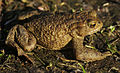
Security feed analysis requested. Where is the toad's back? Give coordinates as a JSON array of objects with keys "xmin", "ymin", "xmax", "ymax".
[{"xmin": 23, "ymin": 11, "xmax": 88, "ymax": 50}]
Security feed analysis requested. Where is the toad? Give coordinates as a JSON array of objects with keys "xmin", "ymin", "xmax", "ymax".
[{"xmin": 5, "ymin": 10, "xmax": 111, "ymax": 63}]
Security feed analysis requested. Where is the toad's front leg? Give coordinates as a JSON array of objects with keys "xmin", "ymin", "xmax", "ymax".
[
  {"xmin": 5, "ymin": 25, "xmax": 36, "ymax": 63},
  {"xmin": 72, "ymin": 38, "xmax": 112, "ymax": 62}
]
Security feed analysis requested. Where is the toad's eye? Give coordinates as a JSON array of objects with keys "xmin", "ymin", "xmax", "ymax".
[
  {"xmin": 87, "ymin": 19, "xmax": 96, "ymax": 28},
  {"xmin": 89, "ymin": 23, "xmax": 96, "ymax": 28}
]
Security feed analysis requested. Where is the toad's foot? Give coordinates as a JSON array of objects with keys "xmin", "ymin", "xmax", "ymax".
[
  {"xmin": 5, "ymin": 25, "xmax": 36, "ymax": 63},
  {"xmin": 72, "ymin": 38, "xmax": 112, "ymax": 62},
  {"xmin": 75, "ymin": 47, "xmax": 112, "ymax": 62},
  {"xmin": 17, "ymin": 47, "xmax": 35, "ymax": 64}
]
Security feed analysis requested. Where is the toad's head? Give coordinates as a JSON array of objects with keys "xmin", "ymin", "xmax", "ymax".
[{"xmin": 76, "ymin": 11, "xmax": 103, "ymax": 37}]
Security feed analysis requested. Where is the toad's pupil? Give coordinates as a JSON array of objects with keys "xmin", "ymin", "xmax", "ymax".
[
  {"xmin": 98, "ymin": 21, "xmax": 101, "ymax": 24},
  {"xmin": 93, "ymin": 24, "xmax": 96, "ymax": 26}
]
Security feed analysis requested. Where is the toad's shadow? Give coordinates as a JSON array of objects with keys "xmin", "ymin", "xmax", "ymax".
[{"xmin": 60, "ymin": 41, "xmax": 76, "ymax": 60}]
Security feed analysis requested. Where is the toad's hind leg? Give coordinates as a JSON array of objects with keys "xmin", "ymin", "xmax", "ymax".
[
  {"xmin": 5, "ymin": 25, "xmax": 36, "ymax": 63},
  {"xmin": 72, "ymin": 38, "xmax": 112, "ymax": 62}
]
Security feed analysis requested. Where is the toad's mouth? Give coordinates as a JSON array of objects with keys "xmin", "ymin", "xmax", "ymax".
[{"xmin": 88, "ymin": 27, "xmax": 102, "ymax": 35}]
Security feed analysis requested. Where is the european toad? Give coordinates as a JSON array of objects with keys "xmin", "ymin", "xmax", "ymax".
[{"xmin": 5, "ymin": 10, "xmax": 111, "ymax": 63}]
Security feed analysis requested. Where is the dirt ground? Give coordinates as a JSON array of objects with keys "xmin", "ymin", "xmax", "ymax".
[{"xmin": 0, "ymin": 0, "xmax": 120, "ymax": 73}]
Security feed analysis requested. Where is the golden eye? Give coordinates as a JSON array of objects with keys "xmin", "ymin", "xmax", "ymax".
[
  {"xmin": 89, "ymin": 23, "xmax": 96, "ymax": 28},
  {"xmin": 87, "ymin": 19, "xmax": 96, "ymax": 28}
]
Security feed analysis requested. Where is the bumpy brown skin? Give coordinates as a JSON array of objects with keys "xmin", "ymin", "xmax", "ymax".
[{"xmin": 6, "ymin": 10, "xmax": 111, "ymax": 63}]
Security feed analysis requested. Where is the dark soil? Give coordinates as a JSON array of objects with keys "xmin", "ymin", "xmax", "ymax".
[{"xmin": 0, "ymin": 0, "xmax": 120, "ymax": 73}]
